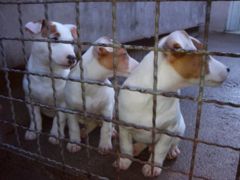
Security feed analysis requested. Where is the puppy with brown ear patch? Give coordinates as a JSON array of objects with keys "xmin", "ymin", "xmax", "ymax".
[
  {"xmin": 23, "ymin": 19, "xmax": 77, "ymax": 140},
  {"xmin": 114, "ymin": 30, "xmax": 229, "ymax": 177},
  {"xmin": 51, "ymin": 36, "xmax": 139, "ymax": 153}
]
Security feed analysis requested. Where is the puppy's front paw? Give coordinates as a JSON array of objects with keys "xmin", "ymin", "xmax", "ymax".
[
  {"xmin": 98, "ymin": 140, "xmax": 112, "ymax": 154},
  {"xmin": 142, "ymin": 164, "xmax": 162, "ymax": 177},
  {"xmin": 48, "ymin": 136, "xmax": 60, "ymax": 145},
  {"xmin": 167, "ymin": 146, "xmax": 180, "ymax": 160},
  {"xmin": 25, "ymin": 130, "xmax": 37, "ymax": 140},
  {"xmin": 113, "ymin": 158, "xmax": 132, "ymax": 170},
  {"xmin": 67, "ymin": 142, "xmax": 81, "ymax": 153}
]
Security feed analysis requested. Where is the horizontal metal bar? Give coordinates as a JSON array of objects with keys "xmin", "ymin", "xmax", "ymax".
[
  {"xmin": 1, "ymin": 67, "xmax": 240, "ymax": 109},
  {"xmin": 0, "ymin": 0, "xmax": 235, "ymax": 5},
  {"xmin": 1, "ymin": 36, "xmax": 240, "ymax": 58},
  {"xmin": 0, "ymin": 94, "xmax": 239, "ymax": 152}
]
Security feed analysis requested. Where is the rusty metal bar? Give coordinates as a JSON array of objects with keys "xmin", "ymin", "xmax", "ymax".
[
  {"xmin": 74, "ymin": 0, "xmax": 90, "ymax": 158},
  {"xmin": 151, "ymin": 0, "xmax": 160, "ymax": 174},
  {"xmin": 2, "ymin": 67, "xmax": 240, "ymax": 109},
  {"xmin": 111, "ymin": 0, "xmax": 121, "ymax": 179},
  {"xmin": 189, "ymin": 1, "xmax": 212, "ymax": 179},
  {"xmin": 0, "ymin": 0, "xmax": 233, "ymax": 5},
  {"xmin": 1, "ymin": 37, "xmax": 240, "ymax": 58},
  {"xmin": 43, "ymin": 2, "xmax": 66, "ymax": 168}
]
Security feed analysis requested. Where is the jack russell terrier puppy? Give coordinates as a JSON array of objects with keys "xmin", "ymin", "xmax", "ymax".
[
  {"xmin": 114, "ymin": 31, "xmax": 230, "ymax": 177},
  {"xmin": 23, "ymin": 20, "xmax": 77, "ymax": 140},
  {"xmin": 49, "ymin": 36, "xmax": 139, "ymax": 153}
]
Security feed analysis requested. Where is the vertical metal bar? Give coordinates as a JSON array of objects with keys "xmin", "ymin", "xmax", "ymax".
[
  {"xmin": 17, "ymin": 3, "xmax": 42, "ymax": 155},
  {"xmin": 111, "ymin": 0, "xmax": 120, "ymax": 179},
  {"xmin": 43, "ymin": 2, "xmax": 65, "ymax": 167},
  {"xmin": 151, "ymin": 0, "xmax": 160, "ymax": 174},
  {"xmin": 0, "ymin": 40, "xmax": 21, "ymax": 147},
  {"xmin": 236, "ymin": 154, "xmax": 240, "ymax": 180},
  {"xmin": 189, "ymin": 1, "xmax": 212, "ymax": 179},
  {"xmin": 75, "ymin": 1, "xmax": 89, "ymax": 158}
]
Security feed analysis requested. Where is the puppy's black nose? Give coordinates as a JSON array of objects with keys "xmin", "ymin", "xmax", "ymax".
[
  {"xmin": 67, "ymin": 55, "xmax": 76, "ymax": 65},
  {"xmin": 227, "ymin": 68, "xmax": 230, "ymax": 73}
]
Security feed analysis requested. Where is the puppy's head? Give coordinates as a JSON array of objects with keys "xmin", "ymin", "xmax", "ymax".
[
  {"xmin": 25, "ymin": 19, "xmax": 77, "ymax": 68},
  {"xmin": 159, "ymin": 30, "xmax": 229, "ymax": 87},
  {"xmin": 92, "ymin": 36, "xmax": 139, "ymax": 77}
]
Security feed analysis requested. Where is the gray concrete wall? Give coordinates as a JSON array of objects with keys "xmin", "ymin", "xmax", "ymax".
[
  {"xmin": 210, "ymin": 1, "xmax": 230, "ymax": 32},
  {"xmin": 0, "ymin": 2, "xmax": 205, "ymax": 67}
]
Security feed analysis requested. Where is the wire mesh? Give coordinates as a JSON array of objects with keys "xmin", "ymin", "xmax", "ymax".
[
  {"xmin": 0, "ymin": 0, "xmax": 239, "ymax": 179},
  {"xmin": 189, "ymin": 1, "xmax": 212, "ymax": 179}
]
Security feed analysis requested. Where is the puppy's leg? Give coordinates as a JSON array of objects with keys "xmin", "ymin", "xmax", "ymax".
[
  {"xmin": 167, "ymin": 116, "xmax": 185, "ymax": 160},
  {"xmin": 66, "ymin": 114, "xmax": 81, "ymax": 153},
  {"xmin": 98, "ymin": 107, "xmax": 114, "ymax": 154},
  {"xmin": 49, "ymin": 112, "xmax": 66, "ymax": 144},
  {"xmin": 142, "ymin": 134, "xmax": 172, "ymax": 177},
  {"xmin": 98, "ymin": 121, "xmax": 113, "ymax": 154},
  {"xmin": 113, "ymin": 126, "xmax": 133, "ymax": 170},
  {"xmin": 167, "ymin": 138, "xmax": 181, "ymax": 160},
  {"xmin": 25, "ymin": 105, "xmax": 42, "ymax": 140}
]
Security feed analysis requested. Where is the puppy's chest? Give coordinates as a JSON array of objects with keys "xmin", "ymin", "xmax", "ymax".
[
  {"xmin": 85, "ymin": 96, "xmax": 105, "ymax": 113},
  {"xmin": 26, "ymin": 76, "xmax": 65, "ymax": 105},
  {"xmin": 85, "ymin": 88, "xmax": 110, "ymax": 113}
]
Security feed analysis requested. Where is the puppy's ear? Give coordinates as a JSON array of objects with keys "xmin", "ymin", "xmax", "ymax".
[
  {"xmin": 93, "ymin": 46, "xmax": 110, "ymax": 57},
  {"xmin": 25, "ymin": 20, "xmax": 43, "ymax": 34},
  {"xmin": 190, "ymin": 36, "xmax": 204, "ymax": 50},
  {"xmin": 65, "ymin": 24, "xmax": 78, "ymax": 39},
  {"xmin": 162, "ymin": 36, "xmax": 183, "ymax": 58}
]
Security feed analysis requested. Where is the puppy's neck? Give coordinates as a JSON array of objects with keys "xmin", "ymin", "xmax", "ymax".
[{"xmin": 125, "ymin": 52, "xmax": 187, "ymax": 92}]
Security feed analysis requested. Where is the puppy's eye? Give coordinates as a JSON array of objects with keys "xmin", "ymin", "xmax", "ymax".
[{"xmin": 50, "ymin": 37, "xmax": 58, "ymax": 41}]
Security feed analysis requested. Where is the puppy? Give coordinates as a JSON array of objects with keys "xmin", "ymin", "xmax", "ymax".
[
  {"xmin": 114, "ymin": 31, "xmax": 229, "ymax": 177},
  {"xmin": 55, "ymin": 36, "xmax": 139, "ymax": 153},
  {"xmin": 23, "ymin": 20, "xmax": 77, "ymax": 140}
]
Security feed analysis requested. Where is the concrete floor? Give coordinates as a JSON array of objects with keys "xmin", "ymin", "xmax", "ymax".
[{"xmin": 0, "ymin": 32, "xmax": 239, "ymax": 180}]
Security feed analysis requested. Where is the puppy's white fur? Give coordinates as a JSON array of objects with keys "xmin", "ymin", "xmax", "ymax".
[
  {"xmin": 115, "ymin": 31, "xmax": 229, "ymax": 177},
  {"xmin": 23, "ymin": 20, "xmax": 77, "ymax": 140},
  {"xmin": 50, "ymin": 36, "xmax": 139, "ymax": 153}
]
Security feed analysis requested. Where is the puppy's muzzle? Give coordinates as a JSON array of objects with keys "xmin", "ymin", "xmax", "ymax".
[{"xmin": 67, "ymin": 55, "xmax": 77, "ymax": 67}]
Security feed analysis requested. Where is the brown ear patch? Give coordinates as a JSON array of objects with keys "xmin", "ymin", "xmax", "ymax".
[
  {"xmin": 71, "ymin": 27, "xmax": 78, "ymax": 39},
  {"xmin": 41, "ymin": 20, "xmax": 58, "ymax": 37},
  {"xmin": 191, "ymin": 37, "xmax": 204, "ymax": 50},
  {"xmin": 97, "ymin": 47, "xmax": 128, "ymax": 71},
  {"xmin": 168, "ymin": 53, "xmax": 209, "ymax": 79}
]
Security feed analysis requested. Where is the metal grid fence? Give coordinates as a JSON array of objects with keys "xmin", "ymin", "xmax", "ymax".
[{"xmin": 0, "ymin": 0, "xmax": 240, "ymax": 180}]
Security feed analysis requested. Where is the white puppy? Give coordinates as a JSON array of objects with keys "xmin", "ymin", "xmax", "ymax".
[
  {"xmin": 115, "ymin": 31, "xmax": 229, "ymax": 177},
  {"xmin": 23, "ymin": 20, "xmax": 77, "ymax": 140},
  {"xmin": 56, "ymin": 36, "xmax": 139, "ymax": 153}
]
